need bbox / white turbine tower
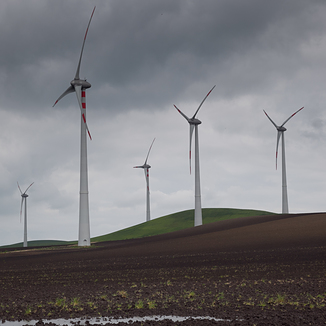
[264,107,304,214]
[174,85,215,227]
[17,182,34,248]
[53,7,95,246]
[134,138,155,222]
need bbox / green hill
[92,208,275,242]
[1,208,275,248]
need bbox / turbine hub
[277,126,286,132]
[22,194,28,198]
[71,79,91,89]
[143,164,151,169]
[189,118,201,125]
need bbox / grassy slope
[1,208,275,248]
[92,208,275,242]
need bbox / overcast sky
[1,0,326,246]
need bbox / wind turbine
[263,107,304,214]
[174,85,216,227]
[134,138,155,222]
[53,7,95,246]
[17,182,34,248]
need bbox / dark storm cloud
[1,0,325,113]
[88,0,325,110]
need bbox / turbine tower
[134,138,155,222]
[53,7,95,246]
[174,85,215,227]
[263,107,303,214]
[17,182,34,248]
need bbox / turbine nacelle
[189,118,202,125]
[71,79,91,89]
[21,194,28,198]
[134,164,151,169]
[277,126,286,132]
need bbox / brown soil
[1,212,326,325]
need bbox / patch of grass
[87,301,98,310]
[274,294,287,305]
[71,297,80,307]
[115,290,128,298]
[185,290,196,300]
[24,306,32,315]
[147,300,156,309]
[135,300,144,309]
[216,292,225,300]
[55,297,66,308]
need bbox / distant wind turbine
[263,107,304,214]
[17,182,34,248]
[53,7,96,246]
[134,138,155,222]
[174,85,216,226]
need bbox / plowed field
[1,213,326,325]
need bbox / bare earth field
[1,213,326,325]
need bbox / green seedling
[55,297,66,308]
[274,294,286,305]
[147,300,156,309]
[135,300,144,309]
[71,297,80,307]
[116,290,128,298]
[25,306,31,315]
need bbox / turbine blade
[20,197,24,223]
[133,166,143,169]
[276,130,282,170]
[189,124,195,174]
[75,85,92,140]
[53,85,75,107]
[192,85,216,119]
[144,138,155,165]
[17,182,22,195]
[144,168,150,194]
[75,6,96,80]
[281,107,304,127]
[174,105,190,121]
[23,182,34,194]
[263,110,278,129]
